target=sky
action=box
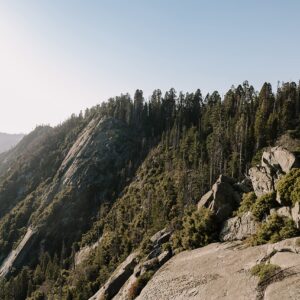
[0,0,300,134]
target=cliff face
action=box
[0,117,142,276]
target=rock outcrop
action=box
[249,146,299,197]
[113,250,172,300]
[197,175,241,222]
[0,227,36,277]
[89,252,139,300]
[91,228,173,300]
[137,238,300,300]
[220,212,260,242]
[262,146,299,174]
[146,228,172,259]
[74,236,103,266]
[249,166,275,197]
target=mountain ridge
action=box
[0,81,299,299]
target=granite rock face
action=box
[89,252,139,300]
[261,146,299,174]
[219,212,260,242]
[137,238,300,300]
[248,166,275,197]
[249,146,299,198]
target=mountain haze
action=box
[0,133,24,154]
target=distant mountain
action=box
[0,132,24,153]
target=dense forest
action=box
[0,81,299,299]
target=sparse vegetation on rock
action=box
[251,192,278,221]
[250,213,299,245]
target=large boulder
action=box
[198,175,241,222]
[248,166,275,197]
[89,252,139,300]
[220,212,260,242]
[262,146,299,174]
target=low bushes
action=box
[277,169,300,206]
[251,192,277,221]
[172,207,217,251]
[250,213,299,245]
[236,192,257,216]
[251,263,281,284]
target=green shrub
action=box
[251,192,277,221]
[236,192,257,216]
[250,214,299,245]
[277,169,300,205]
[251,263,281,284]
[251,148,267,166]
[173,207,217,251]
[162,242,172,252]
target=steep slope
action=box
[0,116,143,278]
[55,131,208,299]
[0,133,24,154]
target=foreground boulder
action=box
[137,238,300,300]
[220,212,259,242]
[197,175,241,222]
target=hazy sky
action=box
[1,0,300,133]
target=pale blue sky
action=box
[1,0,300,133]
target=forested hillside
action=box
[0,81,299,299]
